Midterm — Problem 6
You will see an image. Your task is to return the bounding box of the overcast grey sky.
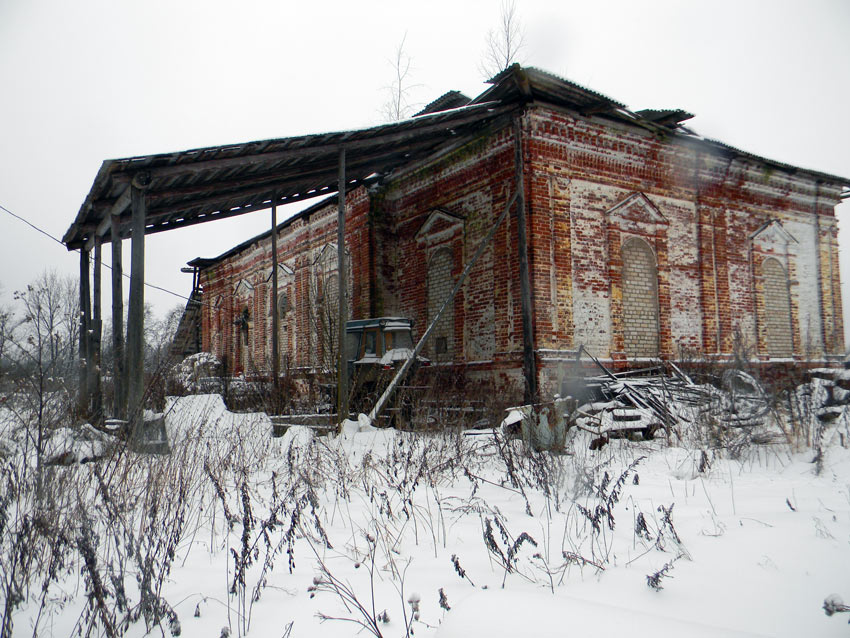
[1,0,848,339]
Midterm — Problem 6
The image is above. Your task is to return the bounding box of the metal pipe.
[513,116,538,404]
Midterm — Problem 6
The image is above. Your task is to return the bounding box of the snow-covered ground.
[3,391,850,637]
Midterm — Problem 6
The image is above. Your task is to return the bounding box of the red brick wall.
[197,105,845,395]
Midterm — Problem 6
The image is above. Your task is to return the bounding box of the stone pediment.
[605,192,666,225]
[416,208,464,244]
[315,243,337,265]
[265,262,294,283]
[313,243,349,269]
[751,219,796,245]
[234,279,254,297]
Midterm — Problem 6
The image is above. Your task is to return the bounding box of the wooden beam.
[126,147,399,220]
[68,109,517,249]
[111,213,126,420]
[95,186,131,234]
[513,116,538,404]
[91,239,103,424]
[78,249,91,418]
[271,204,280,400]
[337,148,349,423]
[104,182,347,242]
[127,184,146,433]
[87,142,441,233]
[107,106,510,183]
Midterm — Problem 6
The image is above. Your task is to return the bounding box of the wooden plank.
[271,204,280,394]
[137,145,410,214]
[78,249,90,418]
[336,148,349,423]
[127,185,146,433]
[106,106,510,182]
[106,183,350,241]
[72,113,515,248]
[91,239,103,423]
[93,186,131,237]
[111,214,126,419]
[140,145,405,203]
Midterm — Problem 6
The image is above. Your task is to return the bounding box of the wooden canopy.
[62,101,514,250]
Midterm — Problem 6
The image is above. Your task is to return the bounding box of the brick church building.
[184,66,848,395]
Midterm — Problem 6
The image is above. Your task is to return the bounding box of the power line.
[0,201,200,307]
[0,202,66,245]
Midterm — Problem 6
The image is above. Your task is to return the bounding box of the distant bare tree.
[480,0,526,79]
[11,271,80,384]
[144,303,183,373]
[381,33,418,122]
[0,300,12,381]
[5,272,80,498]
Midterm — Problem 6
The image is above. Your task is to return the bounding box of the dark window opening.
[364,330,377,356]
[435,336,448,354]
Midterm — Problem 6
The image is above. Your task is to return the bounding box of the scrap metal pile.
[571,349,772,441]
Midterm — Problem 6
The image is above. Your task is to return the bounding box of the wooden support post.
[111,214,126,420]
[271,204,280,406]
[336,148,349,422]
[78,249,91,418]
[92,239,103,424]
[513,116,538,404]
[127,182,147,433]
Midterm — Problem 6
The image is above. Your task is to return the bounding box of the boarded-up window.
[315,273,339,368]
[621,238,659,358]
[427,248,454,359]
[763,258,793,357]
[238,306,252,372]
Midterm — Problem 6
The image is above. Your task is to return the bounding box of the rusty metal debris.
[569,347,772,441]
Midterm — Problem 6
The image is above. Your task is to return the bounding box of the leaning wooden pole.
[92,238,103,424]
[270,204,280,402]
[127,181,147,433]
[111,214,126,419]
[336,148,349,422]
[513,116,538,404]
[368,189,519,425]
[78,249,91,418]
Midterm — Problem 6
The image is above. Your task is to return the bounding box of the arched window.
[212,296,223,357]
[427,247,454,358]
[237,306,252,372]
[621,238,659,358]
[270,288,289,318]
[762,257,793,357]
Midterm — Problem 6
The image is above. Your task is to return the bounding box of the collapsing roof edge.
[64,64,850,252]
[62,100,515,249]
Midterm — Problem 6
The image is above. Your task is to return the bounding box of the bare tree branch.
[381,33,420,122]
[479,0,526,80]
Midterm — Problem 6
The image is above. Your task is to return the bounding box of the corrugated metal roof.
[413,90,472,117]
